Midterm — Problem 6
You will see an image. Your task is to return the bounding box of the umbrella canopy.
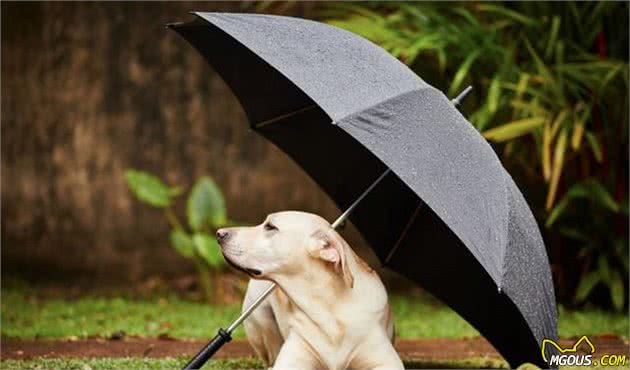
[169,12,557,368]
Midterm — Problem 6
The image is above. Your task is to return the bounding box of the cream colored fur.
[217,211,403,370]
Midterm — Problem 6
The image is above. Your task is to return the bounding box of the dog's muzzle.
[221,251,263,277]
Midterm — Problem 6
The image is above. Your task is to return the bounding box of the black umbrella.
[168,12,557,369]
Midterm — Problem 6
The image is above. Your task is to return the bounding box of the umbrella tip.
[451,85,473,106]
[497,286,502,294]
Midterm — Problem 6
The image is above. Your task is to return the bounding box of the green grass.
[3,357,626,370]
[0,357,511,369]
[0,357,263,370]
[1,288,246,339]
[557,305,630,338]
[391,295,479,338]
[1,286,627,340]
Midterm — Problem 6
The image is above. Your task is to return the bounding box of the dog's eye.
[264,222,278,232]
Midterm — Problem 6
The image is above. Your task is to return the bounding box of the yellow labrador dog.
[217,211,404,370]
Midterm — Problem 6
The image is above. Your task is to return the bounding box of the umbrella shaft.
[332,169,392,229]
[226,282,276,333]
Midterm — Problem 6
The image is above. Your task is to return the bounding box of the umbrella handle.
[181,282,276,369]
[182,328,231,370]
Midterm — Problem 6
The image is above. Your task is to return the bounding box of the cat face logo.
[541,336,595,366]
[541,335,627,367]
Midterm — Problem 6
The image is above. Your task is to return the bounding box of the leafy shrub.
[125,169,229,301]
[319,2,628,310]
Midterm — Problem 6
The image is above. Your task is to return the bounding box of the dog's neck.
[272,244,360,345]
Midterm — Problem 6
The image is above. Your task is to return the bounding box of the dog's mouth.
[223,255,262,277]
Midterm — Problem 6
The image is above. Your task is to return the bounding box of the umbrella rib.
[384,201,423,265]
[254,104,320,129]
[382,85,472,266]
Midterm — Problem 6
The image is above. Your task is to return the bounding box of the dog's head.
[217,211,354,288]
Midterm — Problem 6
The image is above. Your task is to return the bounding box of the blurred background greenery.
[2,0,628,346]
[309,1,629,312]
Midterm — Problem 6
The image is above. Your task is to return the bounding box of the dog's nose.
[216,229,229,242]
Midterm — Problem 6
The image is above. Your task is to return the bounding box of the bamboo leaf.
[545,16,561,60]
[555,40,565,70]
[598,255,610,283]
[483,117,546,142]
[568,2,585,41]
[487,77,501,113]
[551,109,568,138]
[609,270,625,312]
[524,37,565,104]
[571,119,585,150]
[436,49,447,73]
[575,271,601,303]
[470,105,493,132]
[449,50,481,97]
[516,73,530,99]
[524,37,552,83]
[599,63,625,95]
[571,104,591,150]
[510,100,549,117]
[546,128,567,210]
[542,121,552,181]
[326,3,385,22]
[559,228,590,242]
[546,197,569,228]
[585,131,603,163]
[477,4,537,26]
[501,82,554,105]
[567,179,620,212]
[583,2,610,44]
[452,7,479,26]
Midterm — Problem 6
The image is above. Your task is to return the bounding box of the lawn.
[2,284,627,340]
[2,283,629,370]
[1,356,516,369]
[3,357,627,370]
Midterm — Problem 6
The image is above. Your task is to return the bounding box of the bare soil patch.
[2,336,628,361]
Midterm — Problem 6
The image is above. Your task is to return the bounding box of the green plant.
[125,169,228,302]
[319,2,628,310]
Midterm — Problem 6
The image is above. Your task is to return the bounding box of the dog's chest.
[270,291,380,370]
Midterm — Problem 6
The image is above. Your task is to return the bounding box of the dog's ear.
[311,229,354,289]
